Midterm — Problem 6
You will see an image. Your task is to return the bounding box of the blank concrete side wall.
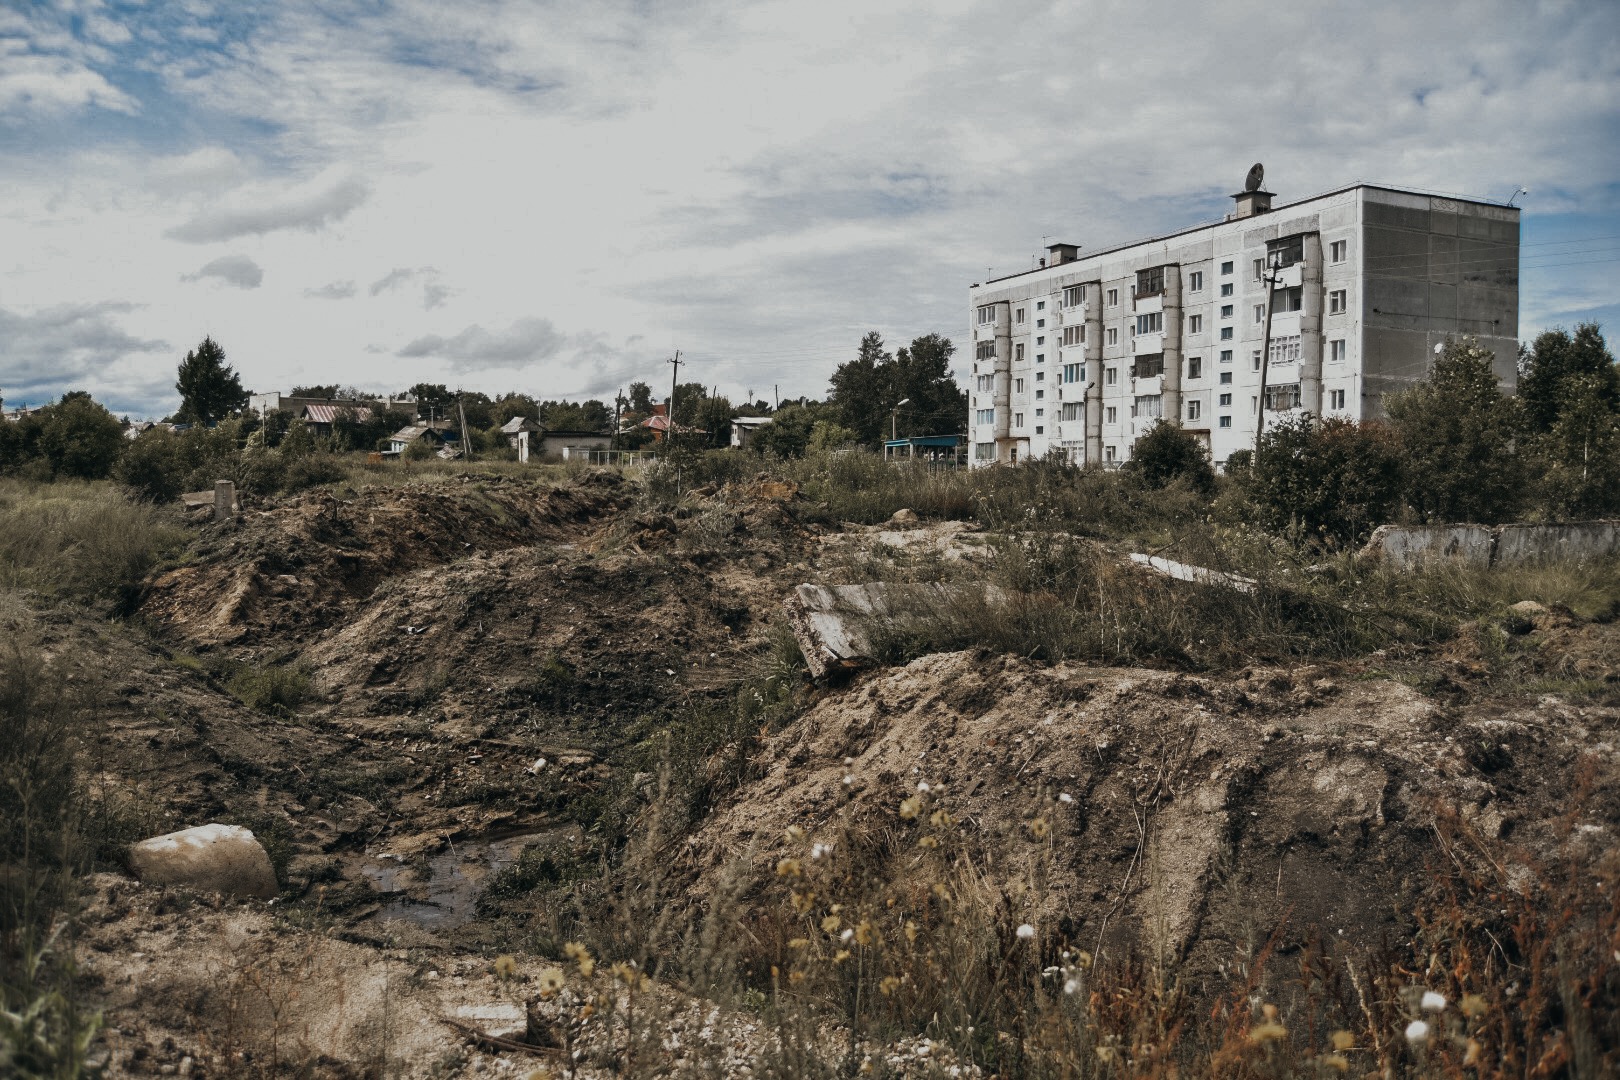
[1364,522,1620,569]
[1360,190,1519,418]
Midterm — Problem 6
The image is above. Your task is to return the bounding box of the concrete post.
[517,429,530,464]
[1299,234,1325,416]
[1084,281,1104,466]
[213,480,235,523]
[1161,264,1183,425]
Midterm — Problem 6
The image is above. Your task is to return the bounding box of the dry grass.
[0,478,188,602]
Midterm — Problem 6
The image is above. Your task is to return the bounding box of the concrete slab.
[783,582,1002,678]
[1127,554,1257,593]
[129,823,279,900]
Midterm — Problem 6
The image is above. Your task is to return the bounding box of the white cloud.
[0,301,168,398]
[1,0,1616,417]
[166,175,369,243]
[398,317,568,371]
[182,255,264,289]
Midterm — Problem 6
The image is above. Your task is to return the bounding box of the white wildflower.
[1405,1019,1429,1044]
[1058,792,1074,804]
[1064,979,1080,995]
[840,928,854,943]
[1421,990,1447,1012]
[811,842,832,859]
[1016,923,1035,940]
[917,781,930,792]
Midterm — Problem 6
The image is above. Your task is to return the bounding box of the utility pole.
[666,349,683,450]
[1254,254,1282,458]
[612,389,624,451]
[773,384,779,410]
[457,391,473,462]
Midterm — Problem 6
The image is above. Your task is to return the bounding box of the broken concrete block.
[453,1004,527,1042]
[128,823,279,900]
[783,582,1002,678]
[1495,522,1619,566]
[1360,524,1494,570]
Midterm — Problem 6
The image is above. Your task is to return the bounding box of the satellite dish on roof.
[1244,162,1265,192]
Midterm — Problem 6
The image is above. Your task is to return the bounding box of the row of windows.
[978,240,1353,328]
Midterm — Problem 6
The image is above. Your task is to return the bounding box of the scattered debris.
[784,582,1003,677]
[1127,553,1257,593]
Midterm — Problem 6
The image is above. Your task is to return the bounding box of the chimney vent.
[1046,242,1080,265]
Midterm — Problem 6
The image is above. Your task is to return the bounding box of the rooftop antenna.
[1507,186,1529,206]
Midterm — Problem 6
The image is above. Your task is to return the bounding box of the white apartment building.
[967,181,1520,467]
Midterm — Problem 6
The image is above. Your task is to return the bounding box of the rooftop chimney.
[1230,189,1274,219]
[1046,242,1080,265]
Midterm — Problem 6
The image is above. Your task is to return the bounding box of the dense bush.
[1249,415,1404,547]
[0,479,188,601]
[1124,420,1215,493]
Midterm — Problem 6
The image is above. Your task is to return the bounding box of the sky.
[2,0,1618,420]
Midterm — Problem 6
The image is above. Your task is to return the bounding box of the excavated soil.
[25,471,1620,1074]
[680,650,1620,988]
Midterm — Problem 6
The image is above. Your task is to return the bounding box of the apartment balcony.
[1133,331,1164,356]
[1274,263,1303,289]
[1132,291,1163,314]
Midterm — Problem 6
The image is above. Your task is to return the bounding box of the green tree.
[828,332,966,448]
[1248,415,1404,547]
[627,381,654,416]
[1530,373,1620,519]
[1518,323,1618,434]
[1126,421,1214,494]
[490,393,540,428]
[406,383,455,421]
[749,400,831,458]
[34,392,125,479]
[1385,338,1523,523]
[539,399,612,431]
[114,428,186,501]
[174,337,249,425]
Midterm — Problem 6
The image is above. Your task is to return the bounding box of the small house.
[730,415,773,448]
[386,420,456,455]
[302,403,373,439]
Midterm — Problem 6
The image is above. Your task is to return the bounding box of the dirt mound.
[140,471,630,648]
[681,650,1620,979]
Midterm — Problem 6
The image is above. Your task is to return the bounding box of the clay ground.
[18,468,1619,1075]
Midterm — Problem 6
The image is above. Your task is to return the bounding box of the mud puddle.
[360,826,580,927]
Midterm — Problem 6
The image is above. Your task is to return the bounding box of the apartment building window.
[1187,356,1202,379]
[1061,403,1082,421]
[1036,336,1045,346]
[1035,354,1045,363]
[1220,327,1234,341]
[1035,371,1045,382]
[1133,354,1164,378]
[975,409,995,425]
[1221,260,1234,275]
[1220,304,1234,319]
[1219,372,1232,385]
[1330,339,1347,363]
[1329,389,1347,409]
[1277,287,1303,313]
[1036,319,1045,328]
[1064,284,1086,307]
[1187,399,1201,421]
[975,442,995,461]
[1253,304,1265,324]
[1106,328,1119,346]
[1330,239,1347,264]
[1265,384,1302,411]
[1063,363,1083,383]
[1106,288,1119,306]
[1104,445,1116,462]
[1135,311,1163,335]
[975,340,996,360]
[1252,350,1262,371]
[1015,343,1024,362]
[1016,307,1026,324]
[975,374,993,391]
[1035,426,1044,435]
[1062,325,1085,346]
[1035,389,1045,400]
[1104,367,1117,385]
[1220,349,1233,364]
[1015,378,1025,393]
[1188,270,1204,292]
[1219,392,1232,407]
[1105,406,1117,424]
[1134,395,1162,419]
[1329,289,1348,315]
[1267,234,1304,268]
[1135,267,1164,298]
[1187,314,1204,334]
[1269,335,1302,366]
[1219,416,1232,428]
[1221,282,1233,297]
[1035,407,1044,416]
[1036,301,1045,311]
[976,305,995,324]
[1254,258,1264,281]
